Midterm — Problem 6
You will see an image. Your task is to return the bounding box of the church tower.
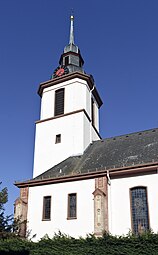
[33,15,102,178]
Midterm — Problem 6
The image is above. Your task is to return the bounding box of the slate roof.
[35,128,158,180]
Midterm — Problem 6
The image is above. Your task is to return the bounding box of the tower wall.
[33,78,100,178]
[40,78,98,126]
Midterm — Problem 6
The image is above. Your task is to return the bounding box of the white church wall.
[86,85,91,119]
[83,114,91,150]
[91,126,100,142]
[109,173,158,236]
[40,88,54,120]
[33,111,92,178]
[40,78,91,120]
[93,100,99,131]
[82,113,100,150]
[27,178,95,241]
[65,79,89,115]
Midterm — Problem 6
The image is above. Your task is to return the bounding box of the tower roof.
[52,15,85,79]
[63,15,79,54]
[69,15,74,44]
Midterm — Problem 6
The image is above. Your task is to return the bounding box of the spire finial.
[69,12,74,45]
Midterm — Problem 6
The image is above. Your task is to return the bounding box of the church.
[15,15,158,241]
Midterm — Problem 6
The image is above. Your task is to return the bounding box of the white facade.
[109,173,158,236]
[27,179,95,241]
[33,78,100,177]
[26,172,158,240]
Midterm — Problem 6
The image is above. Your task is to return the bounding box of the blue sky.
[0,0,158,215]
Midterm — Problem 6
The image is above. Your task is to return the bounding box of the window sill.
[42,219,51,221]
[67,217,77,220]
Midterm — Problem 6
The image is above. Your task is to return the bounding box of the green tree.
[0,182,14,237]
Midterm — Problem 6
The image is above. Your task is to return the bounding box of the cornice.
[15,162,158,188]
[35,108,101,139]
[38,72,103,108]
[36,109,90,124]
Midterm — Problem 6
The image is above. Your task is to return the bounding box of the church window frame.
[42,196,51,221]
[130,186,150,234]
[54,88,65,116]
[67,193,77,220]
[55,134,61,144]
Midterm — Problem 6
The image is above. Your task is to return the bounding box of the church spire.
[69,15,74,45]
[64,13,79,54]
[52,14,85,79]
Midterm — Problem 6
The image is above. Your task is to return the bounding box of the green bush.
[1,231,158,255]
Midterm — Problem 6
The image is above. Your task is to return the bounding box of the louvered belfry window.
[54,88,65,116]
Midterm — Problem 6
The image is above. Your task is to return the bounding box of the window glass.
[55,134,61,144]
[130,187,149,234]
[68,193,77,219]
[43,196,51,220]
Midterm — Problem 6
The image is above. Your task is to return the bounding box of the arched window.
[130,186,149,234]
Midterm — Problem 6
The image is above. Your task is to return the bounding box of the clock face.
[53,66,69,78]
[56,68,65,77]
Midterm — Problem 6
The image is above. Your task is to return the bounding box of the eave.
[38,71,103,108]
[15,162,158,188]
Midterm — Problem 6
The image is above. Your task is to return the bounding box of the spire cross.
[69,14,74,45]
